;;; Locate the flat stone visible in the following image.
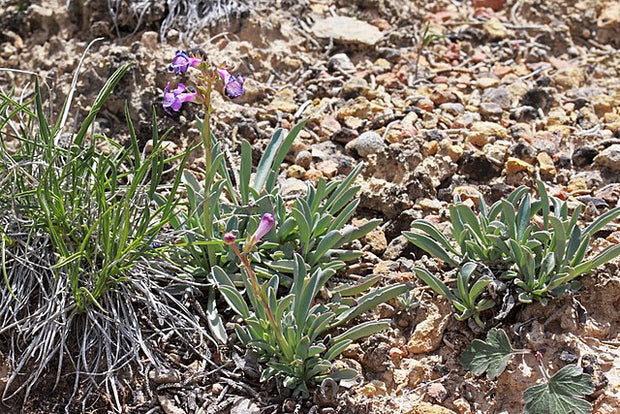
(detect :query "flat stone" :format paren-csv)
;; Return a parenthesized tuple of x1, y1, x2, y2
(594, 144, 620, 171)
(537, 152, 557, 177)
(467, 121, 508, 147)
(341, 77, 369, 99)
(269, 87, 297, 113)
(483, 18, 509, 39)
(312, 16, 383, 46)
(506, 157, 534, 175)
(327, 53, 356, 73)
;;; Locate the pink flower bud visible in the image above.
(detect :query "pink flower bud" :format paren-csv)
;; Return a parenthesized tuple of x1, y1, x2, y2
(223, 233, 236, 245)
(252, 213, 275, 243)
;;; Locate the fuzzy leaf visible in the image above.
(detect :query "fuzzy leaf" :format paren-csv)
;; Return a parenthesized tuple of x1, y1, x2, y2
(462, 328, 516, 378)
(523, 365, 593, 414)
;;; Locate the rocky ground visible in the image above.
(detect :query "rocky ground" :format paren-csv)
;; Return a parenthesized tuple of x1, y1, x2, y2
(0, 0, 619, 413)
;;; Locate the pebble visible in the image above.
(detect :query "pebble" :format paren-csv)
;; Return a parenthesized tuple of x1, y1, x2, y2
(280, 178, 308, 197)
(327, 52, 356, 73)
(537, 152, 557, 177)
(287, 165, 305, 178)
(269, 87, 297, 113)
(406, 302, 451, 354)
(467, 121, 508, 147)
(460, 151, 502, 181)
(483, 18, 509, 39)
(316, 160, 338, 178)
(347, 131, 386, 157)
(505, 157, 534, 175)
(341, 77, 369, 99)
(294, 150, 312, 169)
(594, 144, 620, 171)
(439, 102, 465, 115)
(476, 77, 501, 89)
(332, 127, 359, 144)
(479, 102, 503, 119)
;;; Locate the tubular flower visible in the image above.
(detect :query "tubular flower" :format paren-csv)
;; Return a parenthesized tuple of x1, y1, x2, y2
(251, 213, 275, 244)
(163, 82, 198, 114)
(168, 50, 201, 74)
(216, 67, 245, 99)
(223, 232, 236, 245)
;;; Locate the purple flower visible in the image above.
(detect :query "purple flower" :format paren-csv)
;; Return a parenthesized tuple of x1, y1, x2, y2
(251, 213, 275, 243)
(223, 233, 236, 245)
(216, 67, 245, 99)
(168, 50, 201, 75)
(163, 82, 198, 114)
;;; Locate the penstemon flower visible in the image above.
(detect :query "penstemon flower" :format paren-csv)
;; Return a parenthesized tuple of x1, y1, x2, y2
(162, 82, 199, 114)
(168, 50, 201, 75)
(216, 67, 245, 99)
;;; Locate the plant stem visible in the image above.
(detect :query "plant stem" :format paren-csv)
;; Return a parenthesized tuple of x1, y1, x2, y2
(231, 242, 293, 360)
(201, 78, 217, 269)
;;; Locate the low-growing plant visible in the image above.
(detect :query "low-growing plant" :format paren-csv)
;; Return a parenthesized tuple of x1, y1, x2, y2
(214, 227, 408, 396)
(463, 328, 594, 414)
(159, 51, 381, 342)
(405, 182, 620, 324)
(414, 262, 495, 327)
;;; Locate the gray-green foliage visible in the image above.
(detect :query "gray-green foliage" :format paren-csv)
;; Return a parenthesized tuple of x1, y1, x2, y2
(463, 329, 593, 414)
(213, 253, 408, 396)
(161, 121, 380, 341)
(405, 182, 620, 323)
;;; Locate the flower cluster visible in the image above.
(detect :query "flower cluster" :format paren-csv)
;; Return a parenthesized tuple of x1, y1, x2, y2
(163, 50, 245, 114)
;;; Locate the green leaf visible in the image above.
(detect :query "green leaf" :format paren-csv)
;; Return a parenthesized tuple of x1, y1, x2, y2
(413, 267, 457, 302)
(462, 328, 516, 378)
(583, 206, 620, 237)
(332, 319, 390, 343)
(571, 244, 620, 278)
(239, 139, 252, 204)
(404, 232, 459, 267)
(523, 365, 593, 414)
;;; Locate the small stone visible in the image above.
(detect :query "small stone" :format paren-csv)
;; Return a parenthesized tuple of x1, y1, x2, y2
(439, 102, 465, 115)
(319, 116, 341, 138)
(452, 398, 472, 414)
(426, 382, 448, 402)
(417, 198, 443, 211)
(348, 131, 385, 157)
(424, 140, 439, 156)
(416, 98, 435, 111)
(287, 165, 306, 178)
(140, 31, 159, 50)
(269, 87, 297, 113)
(567, 177, 588, 194)
(483, 18, 509, 39)
(316, 160, 338, 178)
(332, 127, 359, 144)
(505, 157, 534, 175)
(459, 151, 502, 181)
(476, 77, 500, 89)
(453, 186, 482, 206)
(281, 178, 308, 197)
(374, 58, 392, 71)
(537, 152, 557, 178)
(230, 397, 261, 414)
(158, 395, 185, 414)
(442, 143, 464, 162)
(304, 168, 323, 184)
(341, 77, 369, 99)
(405, 402, 456, 414)
(594, 144, 620, 171)
(295, 150, 312, 169)
(312, 16, 383, 46)
(480, 102, 504, 119)
(467, 121, 508, 147)
(554, 67, 585, 90)
(406, 302, 451, 354)
(357, 380, 388, 397)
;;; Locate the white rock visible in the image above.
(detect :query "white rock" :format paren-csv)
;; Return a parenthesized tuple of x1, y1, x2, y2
(312, 16, 383, 46)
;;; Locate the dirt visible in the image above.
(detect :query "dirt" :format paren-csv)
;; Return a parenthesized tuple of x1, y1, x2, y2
(1, 0, 619, 413)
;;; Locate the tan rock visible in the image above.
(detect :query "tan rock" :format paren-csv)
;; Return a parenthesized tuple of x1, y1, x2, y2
(567, 176, 588, 194)
(418, 198, 443, 212)
(453, 186, 482, 206)
(357, 380, 388, 397)
(405, 402, 456, 414)
(537, 152, 556, 177)
(424, 140, 439, 156)
(483, 18, 509, 40)
(287, 165, 305, 179)
(476, 77, 500, 89)
(554, 67, 585, 90)
(468, 121, 508, 147)
(406, 301, 451, 354)
(269, 87, 297, 113)
(452, 397, 472, 414)
(505, 157, 534, 175)
(312, 16, 383, 46)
